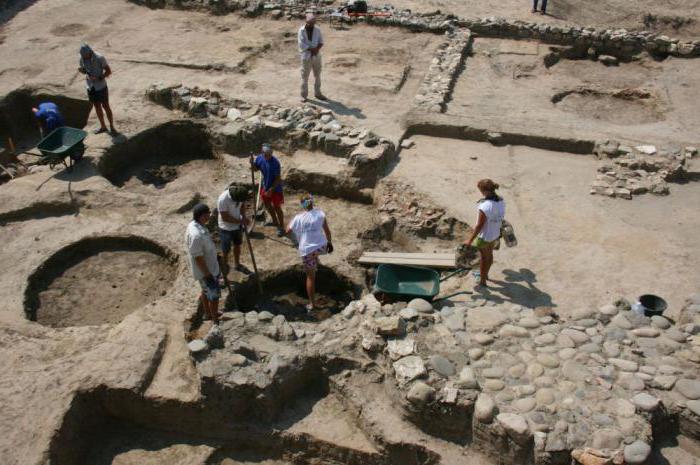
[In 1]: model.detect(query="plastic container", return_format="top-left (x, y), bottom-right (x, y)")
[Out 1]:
top-left (502, 221), bottom-right (518, 248)
top-left (638, 294), bottom-right (667, 317)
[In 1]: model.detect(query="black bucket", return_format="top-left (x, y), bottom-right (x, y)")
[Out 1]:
top-left (639, 294), bottom-right (667, 317)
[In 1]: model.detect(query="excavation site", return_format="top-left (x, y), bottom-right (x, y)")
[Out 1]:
top-left (1, 1), bottom-right (700, 465)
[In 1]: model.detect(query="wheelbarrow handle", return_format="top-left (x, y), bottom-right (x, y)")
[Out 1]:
top-left (439, 267), bottom-right (469, 282)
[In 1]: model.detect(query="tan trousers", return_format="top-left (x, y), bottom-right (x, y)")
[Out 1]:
top-left (300, 54), bottom-right (322, 99)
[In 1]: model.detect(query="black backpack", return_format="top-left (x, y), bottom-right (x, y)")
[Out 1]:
top-left (347, 0), bottom-right (368, 13)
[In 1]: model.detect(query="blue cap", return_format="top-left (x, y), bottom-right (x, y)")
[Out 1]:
top-left (79, 43), bottom-right (92, 56)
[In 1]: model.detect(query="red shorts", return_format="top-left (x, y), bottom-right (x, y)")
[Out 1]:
top-left (260, 188), bottom-right (284, 207)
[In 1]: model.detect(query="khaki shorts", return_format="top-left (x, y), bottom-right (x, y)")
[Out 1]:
top-left (475, 237), bottom-right (498, 249)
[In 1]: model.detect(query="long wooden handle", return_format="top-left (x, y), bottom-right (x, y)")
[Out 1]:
top-left (243, 228), bottom-right (263, 294)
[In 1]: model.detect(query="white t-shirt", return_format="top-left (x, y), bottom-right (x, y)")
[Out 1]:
top-left (298, 25), bottom-right (323, 60)
top-left (288, 209), bottom-right (328, 257)
top-left (217, 190), bottom-right (242, 231)
top-left (185, 220), bottom-right (220, 280)
top-left (477, 198), bottom-right (506, 242)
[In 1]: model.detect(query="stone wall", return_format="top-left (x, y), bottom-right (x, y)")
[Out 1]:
top-left (414, 28), bottom-right (472, 113)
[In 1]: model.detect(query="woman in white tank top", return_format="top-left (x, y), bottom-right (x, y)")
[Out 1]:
top-left (464, 179), bottom-right (505, 288)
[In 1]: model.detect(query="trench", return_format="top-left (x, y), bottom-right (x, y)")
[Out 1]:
top-left (98, 120), bottom-right (215, 187)
top-left (0, 86), bottom-right (91, 158)
top-left (24, 235), bottom-right (178, 326)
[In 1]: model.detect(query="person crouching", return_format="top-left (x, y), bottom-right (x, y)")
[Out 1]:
top-left (286, 193), bottom-right (333, 311)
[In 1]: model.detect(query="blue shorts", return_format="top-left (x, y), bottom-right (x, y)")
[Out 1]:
top-left (198, 277), bottom-right (221, 301)
top-left (220, 228), bottom-right (242, 253)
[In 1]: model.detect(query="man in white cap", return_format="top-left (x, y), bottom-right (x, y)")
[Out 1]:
top-left (298, 13), bottom-right (326, 103)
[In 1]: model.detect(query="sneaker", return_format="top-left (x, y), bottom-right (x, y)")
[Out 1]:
top-left (93, 127), bottom-right (108, 134)
top-left (315, 94), bottom-right (328, 101)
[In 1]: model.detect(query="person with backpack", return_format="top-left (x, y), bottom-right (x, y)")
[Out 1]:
top-left (286, 193), bottom-right (333, 311)
top-left (217, 184), bottom-right (251, 275)
top-left (463, 179), bottom-right (506, 289)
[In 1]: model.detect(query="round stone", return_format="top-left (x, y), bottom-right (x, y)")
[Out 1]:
top-left (603, 341), bottom-right (621, 358)
top-left (676, 379), bottom-right (700, 400)
top-left (407, 381), bottom-right (436, 405)
top-left (515, 384), bottom-right (536, 397)
top-left (519, 317), bottom-right (540, 329)
top-left (536, 353), bottom-right (560, 368)
top-left (651, 315), bottom-right (671, 329)
top-left (599, 304), bottom-right (619, 316)
top-left (624, 440), bottom-right (652, 465)
top-left (687, 400), bottom-right (700, 416)
top-left (527, 363), bottom-right (545, 378)
top-left (534, 376), bottom-right (555, 387)
top-left (609, 358), bottom-right (639, 372)
top-left (534, 333), bottom-right (556, 346)
top-left (558, 348), bottom-right (576, 360)
top-left (536, 388), bottom-right (555, 405)
top-left (513, 397), bottom-right (536, 413)
top-left (592, 428), bottom-right (622, 450)
top-left (469, 348), bottom-right (485, 360)
top-left (457, 367), bottom-right (479, 389)
top-left (408, 298), bottom-right (433, 313)
top-left (482, 367), bottom-right (505, 378)
top-left (632, 327), bottom-right (660, 338)
top-left (508, 364), bottom-right (526, 378)
top-left (496, 413), bottom-right (531, 445)
top-left (484, 379), bottom-right (505, 391)
top-left (475, 394), bottom-right (497, 423)
top-left (429, 355), bottom-right (456, 378)
top-left (188, 339), bottom-right (208, 353)
top-left (499, 324), bottom-right (529, 337)
top-left (474, 333), bottom-right (494, 345)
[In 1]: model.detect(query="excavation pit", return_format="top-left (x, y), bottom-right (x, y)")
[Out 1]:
top-left (228, 266), bottom-right (360, 321)
top-left (98, 120), bottom-right (215, 188)
top-left (551, 87), bottom-right (664, 125)
top-left (24, 236), bottom-right (178, 327)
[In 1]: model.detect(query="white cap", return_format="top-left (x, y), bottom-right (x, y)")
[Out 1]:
top-left (306, 12), bottom-right (316, 21)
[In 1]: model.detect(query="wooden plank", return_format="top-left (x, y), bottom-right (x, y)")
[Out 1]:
top-left (361, 252), bottom-right (455, 260)
top-left (358, 256), bottom-right (456, 269)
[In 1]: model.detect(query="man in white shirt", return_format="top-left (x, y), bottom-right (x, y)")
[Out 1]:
top-left (186, 203), bottom-right (222, 323)
top-left (298, 13), bottom-right (327, 103)
top-left (217, 184), bottom-right (250, 274)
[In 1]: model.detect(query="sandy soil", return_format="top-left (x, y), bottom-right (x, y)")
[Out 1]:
top-left (448, 37), bottom-right (700, 146)
top-left (0, 0), bottom-right (440, 140)
top-left (37, 250), bottom-right (174, 327)
top-left (389, 136), bottom-right (700, 318)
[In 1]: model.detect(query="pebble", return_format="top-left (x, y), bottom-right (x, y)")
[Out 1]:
top-left (468, 347), bottom-right (485, 361)
top-left (676, 379), bottom-right (700, 400)
top-left (527, 363), bottom-right (545, 378)
top-left (653, 375), bottom-right (677, 390)
top-left (513, 397), bottom-right (536, 413)
top-left (484, 379), bottom-right (505, 391)
top-left (632, 392), bottom-right (661, 411)
top-left (614, 398), bottom-right (636, 417)
top-left (687, 400), bottom-right (700, 416)
top-left (536, 388), bottom-right (555, 405)
top-left (429, 355), bottom-right (456, 377)
top-left (473, 333), bottom-right (494, 345)
top-left (579, 343), bottom-right (601, 354)
top-left (603, 341), bottom-right (621, 357)
top-left (651, 315), bottom-right (671, 329)
top-left (475, 394), bottom-right (497, 423)
top-left (612, 313), bottom-right (633, 330)
top-left (609, 358), bottom-right (639, 372)
top-left (624, 440), bottom-right (652, 465)
top-left (599, 304), bottom-right (619, 317)
top-left (508, 364), bottom-right (526, 378)
top-left (560, 328), bottom-right (590, 346)
top-left (393, 356), bottom-right (427, 384)
top-left (591, 428), bottom-right (622, 449)
top-left (562, 360), bottom-right (590, 382)
top-left (519, 317), bottom-right (540, 329)
top-left (639, 365), bottom-right (656, 375)
top-left (572, 308), bottom-right (596, 320)
top-left (188, 339), bottom-right (208, 354)
top-left (482, 367), bottom-right (504, 378)
top-left (534, 333), bottom-right (556, 346)
top-left (618, 373), bottom-right (645, 391)
top-left (387, 338), bottom-right (416, 360)
top-left (515, 384), bottom-right (536, 397)
top-left (408, 298), bottom-right (433, 313)
top-left (496, 413), bottom-right (531, 445)
top-left (534, 376), bottom-right (555, 387)
top-left (457, 367), bottom-right (479, 389)
top-left (559, 348), bottom-right (576, 360)
top-left (632, 327), bottom-right (660, 338)
top-left (666, 328), bottom-right (688, 343)
top-left (499, 324), bottom-right (529, 337)
top-left (258, 311), bottom-right (274, 321)
top-left (536, 353), bottom-right (560, 368)
top-left (557, 333), bottom-right (576, 348)
top-left (399, 307), bottom-right (419, 321)
top-left (407, 381), bottom-right (435, 405)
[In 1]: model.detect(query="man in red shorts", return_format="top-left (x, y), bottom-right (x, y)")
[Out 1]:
top-left (250, 143), bottom-right (285, 236)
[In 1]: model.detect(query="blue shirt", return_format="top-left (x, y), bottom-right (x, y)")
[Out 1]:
top-left (34, 102), bottom-right (65, 132)
top-left (254, 154), bottom-right (283, 193)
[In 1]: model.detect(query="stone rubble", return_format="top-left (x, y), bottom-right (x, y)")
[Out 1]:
top-left (187, 287), bottom-right (700, 465)
top-left (590, 140), bottom-right (689, 198)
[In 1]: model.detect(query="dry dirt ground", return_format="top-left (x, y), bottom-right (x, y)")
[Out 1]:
top-left (1, 1), bottom-right (700, 465)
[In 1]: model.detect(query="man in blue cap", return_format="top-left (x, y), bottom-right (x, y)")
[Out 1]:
top-left (32, 102), bottom-right (65, 137)
top-left (250, 143), bottom-right (286, 237)
top-left (78, 43), bottom-right (117, 135)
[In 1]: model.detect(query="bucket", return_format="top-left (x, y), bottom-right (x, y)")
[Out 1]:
top-left (638, 294), bottom-right (667, 317)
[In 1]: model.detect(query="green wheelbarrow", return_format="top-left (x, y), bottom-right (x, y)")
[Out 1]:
top-left (373, 264), bottom-right (470, 302)
top-left (33, 127), bottom-right (87, 171)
